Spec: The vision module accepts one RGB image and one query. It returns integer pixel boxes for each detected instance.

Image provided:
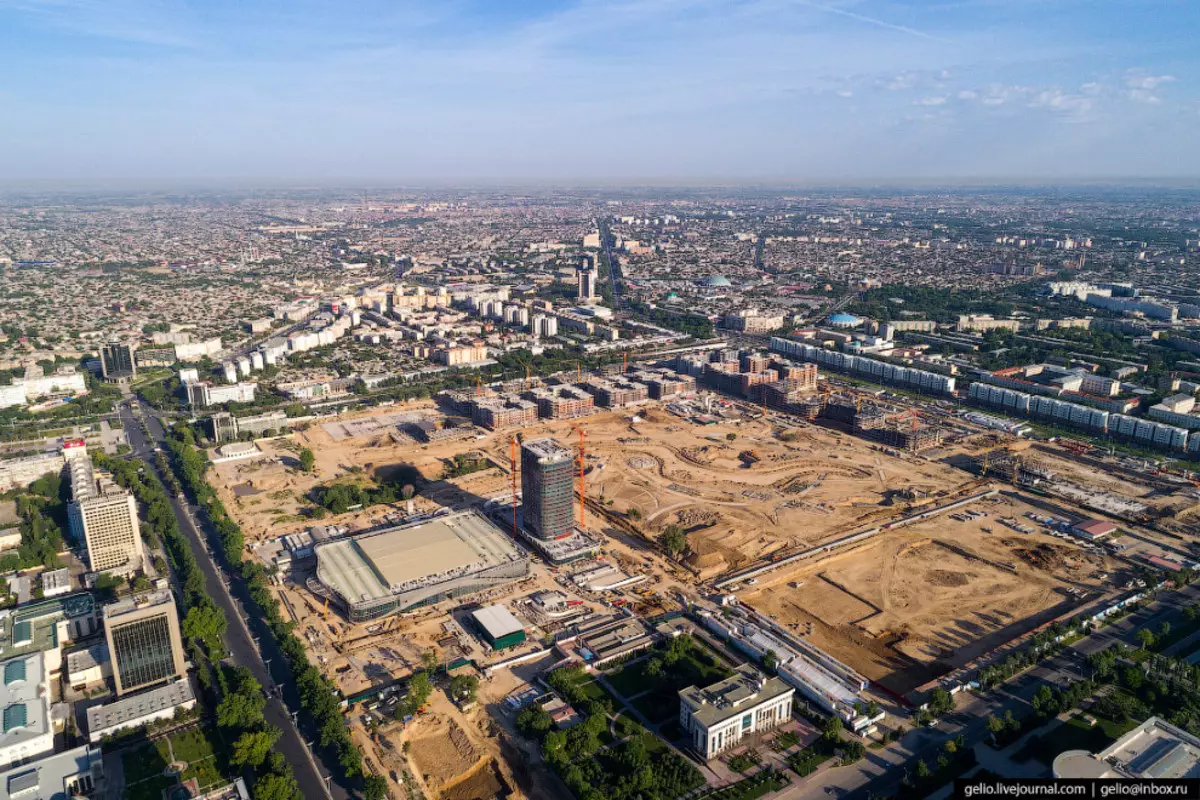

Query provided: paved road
[599,217,623,310]
[119,401,347,800]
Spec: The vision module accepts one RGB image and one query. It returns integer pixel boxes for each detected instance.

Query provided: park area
[604,635,733,725]
[120,727,228,800]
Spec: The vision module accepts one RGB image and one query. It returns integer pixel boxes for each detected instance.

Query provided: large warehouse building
[314,511,530,622]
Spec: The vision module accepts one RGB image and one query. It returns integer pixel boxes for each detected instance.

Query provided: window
[742,713,752,730]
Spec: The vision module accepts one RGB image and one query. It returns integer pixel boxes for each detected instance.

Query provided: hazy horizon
[2,0,1196,181]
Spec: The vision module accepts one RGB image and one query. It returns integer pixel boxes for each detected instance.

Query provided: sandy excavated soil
[741,493,1123,695]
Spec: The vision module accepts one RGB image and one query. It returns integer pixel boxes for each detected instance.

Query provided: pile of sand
[410,718,481,790]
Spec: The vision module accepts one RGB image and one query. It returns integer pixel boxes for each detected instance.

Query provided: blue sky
[0,0,1195,181]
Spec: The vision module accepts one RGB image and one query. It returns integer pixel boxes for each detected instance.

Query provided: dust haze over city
[2,2,1200,800]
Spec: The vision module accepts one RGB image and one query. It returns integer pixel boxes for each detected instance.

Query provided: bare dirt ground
[386,693,518,800]
[740,492,1125,695]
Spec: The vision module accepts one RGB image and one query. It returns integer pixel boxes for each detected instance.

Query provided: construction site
[735,489,1125,695]
[197,377,1149,729]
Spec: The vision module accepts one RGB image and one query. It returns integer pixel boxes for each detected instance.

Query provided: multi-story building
[210,410,290,443]
[0,451,64,493]
[185,381,258,408]
[521,438,576,541]
[527,387,594,420]
[65,445,144,576]
[956,315,1022,333]
[103,590,187,696]
[577,261,597,303]
[434,343,488,366]
[725,310,785,334]
[472,397,538,430]
[100,341,136,382]
[679,664,796,760]
[134,347,175,368]
[582,378,648,408]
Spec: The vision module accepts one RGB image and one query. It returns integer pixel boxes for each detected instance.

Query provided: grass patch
[633,691,682,725]
[169,727,215,763]
[124,776,176,800]
[703,769,789,800]
[787,742,834,777]
[1016,714,1138,766]
[122,743,170,783]
[615,713,645,739]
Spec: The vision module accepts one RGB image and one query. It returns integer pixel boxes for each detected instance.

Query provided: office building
[65,445,144,576]
[100,342,137,382]
[185,381,257,408]
[679,664,795,760]
[576,260,597,304]
[520,438,576,541]
[103,590,187,696]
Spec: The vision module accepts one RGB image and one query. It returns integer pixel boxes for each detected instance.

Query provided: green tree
[449,674,479,704]
[182,602,228,654]
[252,772,302,800]
[232,728,281,768]
[823,715,843,743]
[914,759,930,779]
[1137,628,1157,651]
[217,673,266,729]
[657,525,688,558]
[363,774,389,800]
[299,448,316,472]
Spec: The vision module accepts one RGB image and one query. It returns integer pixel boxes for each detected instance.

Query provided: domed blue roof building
[826,312,862,329]
[700,275,733,288]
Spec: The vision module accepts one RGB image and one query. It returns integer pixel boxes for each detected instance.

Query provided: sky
[0,0,1196,181]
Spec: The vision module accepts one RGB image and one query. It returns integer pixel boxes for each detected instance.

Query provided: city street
[118,400,348,800]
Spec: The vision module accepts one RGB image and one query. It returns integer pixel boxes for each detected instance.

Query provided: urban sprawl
[3,187,1200,800]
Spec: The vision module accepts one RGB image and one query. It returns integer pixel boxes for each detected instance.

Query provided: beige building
[103,591,187,696]
[65,446,144,576]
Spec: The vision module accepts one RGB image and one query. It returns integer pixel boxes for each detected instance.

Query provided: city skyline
[1,0,1196,180]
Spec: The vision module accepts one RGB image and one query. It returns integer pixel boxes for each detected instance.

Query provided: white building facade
[679,665,795,760]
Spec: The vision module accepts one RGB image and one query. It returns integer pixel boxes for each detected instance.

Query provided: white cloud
[836,89,854,98]
[914,95,947,106]
[1125,72,1176,104]
[956,90,977,100]
[1028,89,1092,117]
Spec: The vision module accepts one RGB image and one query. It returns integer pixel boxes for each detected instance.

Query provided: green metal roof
[9,622,31,647]
[3,703,27,733]
[3,661,24,685]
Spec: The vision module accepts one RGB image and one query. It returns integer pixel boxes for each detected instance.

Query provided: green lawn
[787,744,833,777]
[169,728,215,764]
[605,640,732,702]
[633,691,682,725]
[122,743,170,783]
[1021,714,1139,765]
[125,776,175,800]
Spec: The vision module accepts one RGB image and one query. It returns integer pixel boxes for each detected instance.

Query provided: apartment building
[65,444,144,576]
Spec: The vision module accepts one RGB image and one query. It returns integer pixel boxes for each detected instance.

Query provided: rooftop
[0,652,51,755]
[680,664,795,729]
[86,679,195,736]
[316,510,526,606]
[522,437,573,461]
[102,589,175,621]
[0,744,102,800]
[0,593,94,662]
[1055,717,1200,780]
[470,605,523,639]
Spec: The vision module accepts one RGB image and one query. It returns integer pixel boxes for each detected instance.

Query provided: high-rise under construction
[520,438,576,540]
